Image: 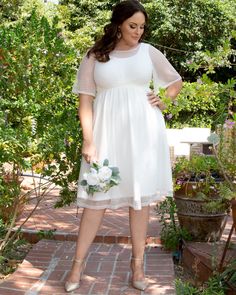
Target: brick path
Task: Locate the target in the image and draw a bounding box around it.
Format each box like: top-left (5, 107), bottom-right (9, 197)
top-left (1, 177), bottom-right (174, 294)
top-left (1, 176), bottom-right (234, 294)
top-left (0, 241), bottom-right (176, 295)
top-left (14, 183), bottom-right (161, 244)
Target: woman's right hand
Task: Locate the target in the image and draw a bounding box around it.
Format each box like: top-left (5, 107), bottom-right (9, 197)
top-left (82, 141), bottom-right (97, 164)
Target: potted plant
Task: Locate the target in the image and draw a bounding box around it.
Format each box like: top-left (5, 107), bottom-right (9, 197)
top-left (155, 197), bottom-right (192, 257)
top-left (173, 154), bottom-right (232, 241)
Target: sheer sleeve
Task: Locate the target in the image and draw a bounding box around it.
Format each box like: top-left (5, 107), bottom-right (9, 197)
top-left (72, 53), bottom-right (96, 97)
top-left (149, 45), bottom-right (182, 93)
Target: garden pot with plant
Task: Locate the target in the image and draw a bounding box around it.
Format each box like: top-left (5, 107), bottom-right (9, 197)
top-left (173, 154), bottom-right (232, 242)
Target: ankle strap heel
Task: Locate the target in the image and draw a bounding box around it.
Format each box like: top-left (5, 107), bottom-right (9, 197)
top-left (74, 258), bottom-right (85, 264)
top-left (131, 257), bottom-right (144, 261)
top-left (64, 258), bottom-right (86, 293)
top-left (130, 257), bottom-right (148, 291)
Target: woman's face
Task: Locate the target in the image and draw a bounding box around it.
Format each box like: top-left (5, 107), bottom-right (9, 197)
top-left (119, 12), bottom-right (146, 48)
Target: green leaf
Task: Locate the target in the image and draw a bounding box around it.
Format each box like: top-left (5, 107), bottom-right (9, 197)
top-left (80, 180), bottom-right (87, 186)
top-left (103, 159), bottom-right (109, 166)
top-left (111, 167), bottom-right (119, 176)
top-left (91, 162), bottom-right (100, 170)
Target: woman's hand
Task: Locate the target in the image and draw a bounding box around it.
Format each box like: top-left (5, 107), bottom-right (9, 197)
top-left (147, 91), bottom-right (166, 111)
top-left (82, 141), bottom-right (97, 164)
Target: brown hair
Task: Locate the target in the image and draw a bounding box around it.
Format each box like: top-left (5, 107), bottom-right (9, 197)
top-left (87, 0), bottom-right (148, 62)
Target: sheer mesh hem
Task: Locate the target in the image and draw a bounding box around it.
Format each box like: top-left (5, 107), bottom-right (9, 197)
top-left (161, 76), bottom-right (182, 89)
top-left (72, 90), bottom-right (95, 97)
top-left (77, 192), bottom-right (173, 210)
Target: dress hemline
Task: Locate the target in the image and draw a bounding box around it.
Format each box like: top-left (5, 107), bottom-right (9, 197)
top-left (76, 192), bottom-right (173, 211)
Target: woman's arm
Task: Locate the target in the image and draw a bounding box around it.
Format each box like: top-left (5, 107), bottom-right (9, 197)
top-left (79, 94), bottom-right (97, 163)
top-left (148, 79), bottom-right (182, 110)
top-left (166, 79), bottom-right (182, 101)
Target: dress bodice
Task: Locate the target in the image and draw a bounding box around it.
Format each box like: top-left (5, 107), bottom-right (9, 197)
top-left (72, 42), bottom-right (181, 97)
top-left (94, 44), bottom-right (152, 93)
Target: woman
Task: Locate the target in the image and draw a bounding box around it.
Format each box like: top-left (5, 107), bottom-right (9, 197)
top-left (66, 0), bottom-right (182, 292)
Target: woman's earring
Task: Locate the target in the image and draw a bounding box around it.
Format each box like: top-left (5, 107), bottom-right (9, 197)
top-left (117, 29), bottom-right (122, 39)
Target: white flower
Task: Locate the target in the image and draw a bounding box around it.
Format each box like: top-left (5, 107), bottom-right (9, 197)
top-left (80, 159), bottom-right (120, 196)
top-left (98, 166), bottom-right (112, 181)
top-left (90, 168), bottom-right (97, 174)
top-left (83, 173), bottom-right (88, 180)
top-left (87, 173), bottom-right (99, 186)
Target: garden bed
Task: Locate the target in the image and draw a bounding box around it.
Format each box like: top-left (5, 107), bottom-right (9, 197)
top-left (0, 239), bottom-right (32, 281)
top-left (182, 240), bottom-right (236, 282)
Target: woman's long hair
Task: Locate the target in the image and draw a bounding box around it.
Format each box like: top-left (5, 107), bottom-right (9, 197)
top-left (87, 0), bottom-right (148, 62)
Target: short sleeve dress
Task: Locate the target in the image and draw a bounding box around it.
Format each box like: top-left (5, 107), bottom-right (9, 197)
top-left (72, 42), bottom-right (182, 210)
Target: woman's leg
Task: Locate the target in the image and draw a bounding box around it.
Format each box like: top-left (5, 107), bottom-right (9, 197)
top-left (67, 207), bottom-right (106, 282)
top-left (129, 206), bottom-right (150, 281)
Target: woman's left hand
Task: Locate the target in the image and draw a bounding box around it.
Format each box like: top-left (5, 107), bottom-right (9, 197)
top-left (147, 91), bottom-right (166, 111)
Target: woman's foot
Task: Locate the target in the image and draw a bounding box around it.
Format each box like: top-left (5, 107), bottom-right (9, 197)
top-left (130, 257), bottom-right (148, 291)
top-left (64, 258), bottom-right (85, 292)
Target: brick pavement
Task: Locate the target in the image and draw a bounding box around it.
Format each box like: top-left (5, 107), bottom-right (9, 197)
top-left (14, 183), bottom-right (161, 244)
top-left (0, 240), bottom-right (176, 295)
top-left (6, 177), bottom-right (175, 294)
top-left (5, 176), bottom-right (234, 295)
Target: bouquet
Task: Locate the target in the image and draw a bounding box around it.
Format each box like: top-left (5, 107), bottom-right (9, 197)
top-left (80, 159), bottom-right (121, 196)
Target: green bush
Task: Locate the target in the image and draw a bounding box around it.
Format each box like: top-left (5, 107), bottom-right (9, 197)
top-left (161, 76), bottom-right (236, 128)
top-left (175, 277), bottom-right (226, 295)
top-left (145, 0), bottom-right (235, 80)
top-left (0, 9), bottom-right (81, 220)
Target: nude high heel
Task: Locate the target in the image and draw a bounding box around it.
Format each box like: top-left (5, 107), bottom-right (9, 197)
top-left (130, 257), bottom-right (148, 291)
top-left (64, 258), bottom-right (85, 293)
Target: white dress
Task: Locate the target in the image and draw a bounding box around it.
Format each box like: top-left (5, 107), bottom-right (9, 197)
top-left (72, 42), bottom-right (181, 210)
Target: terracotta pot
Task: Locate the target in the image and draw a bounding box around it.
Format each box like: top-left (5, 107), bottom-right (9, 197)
top-left (174, 195), bottom-right (227, 242)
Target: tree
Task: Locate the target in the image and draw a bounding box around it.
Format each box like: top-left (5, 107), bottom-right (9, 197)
top-left (144, 0), bottom-right (235, 81)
